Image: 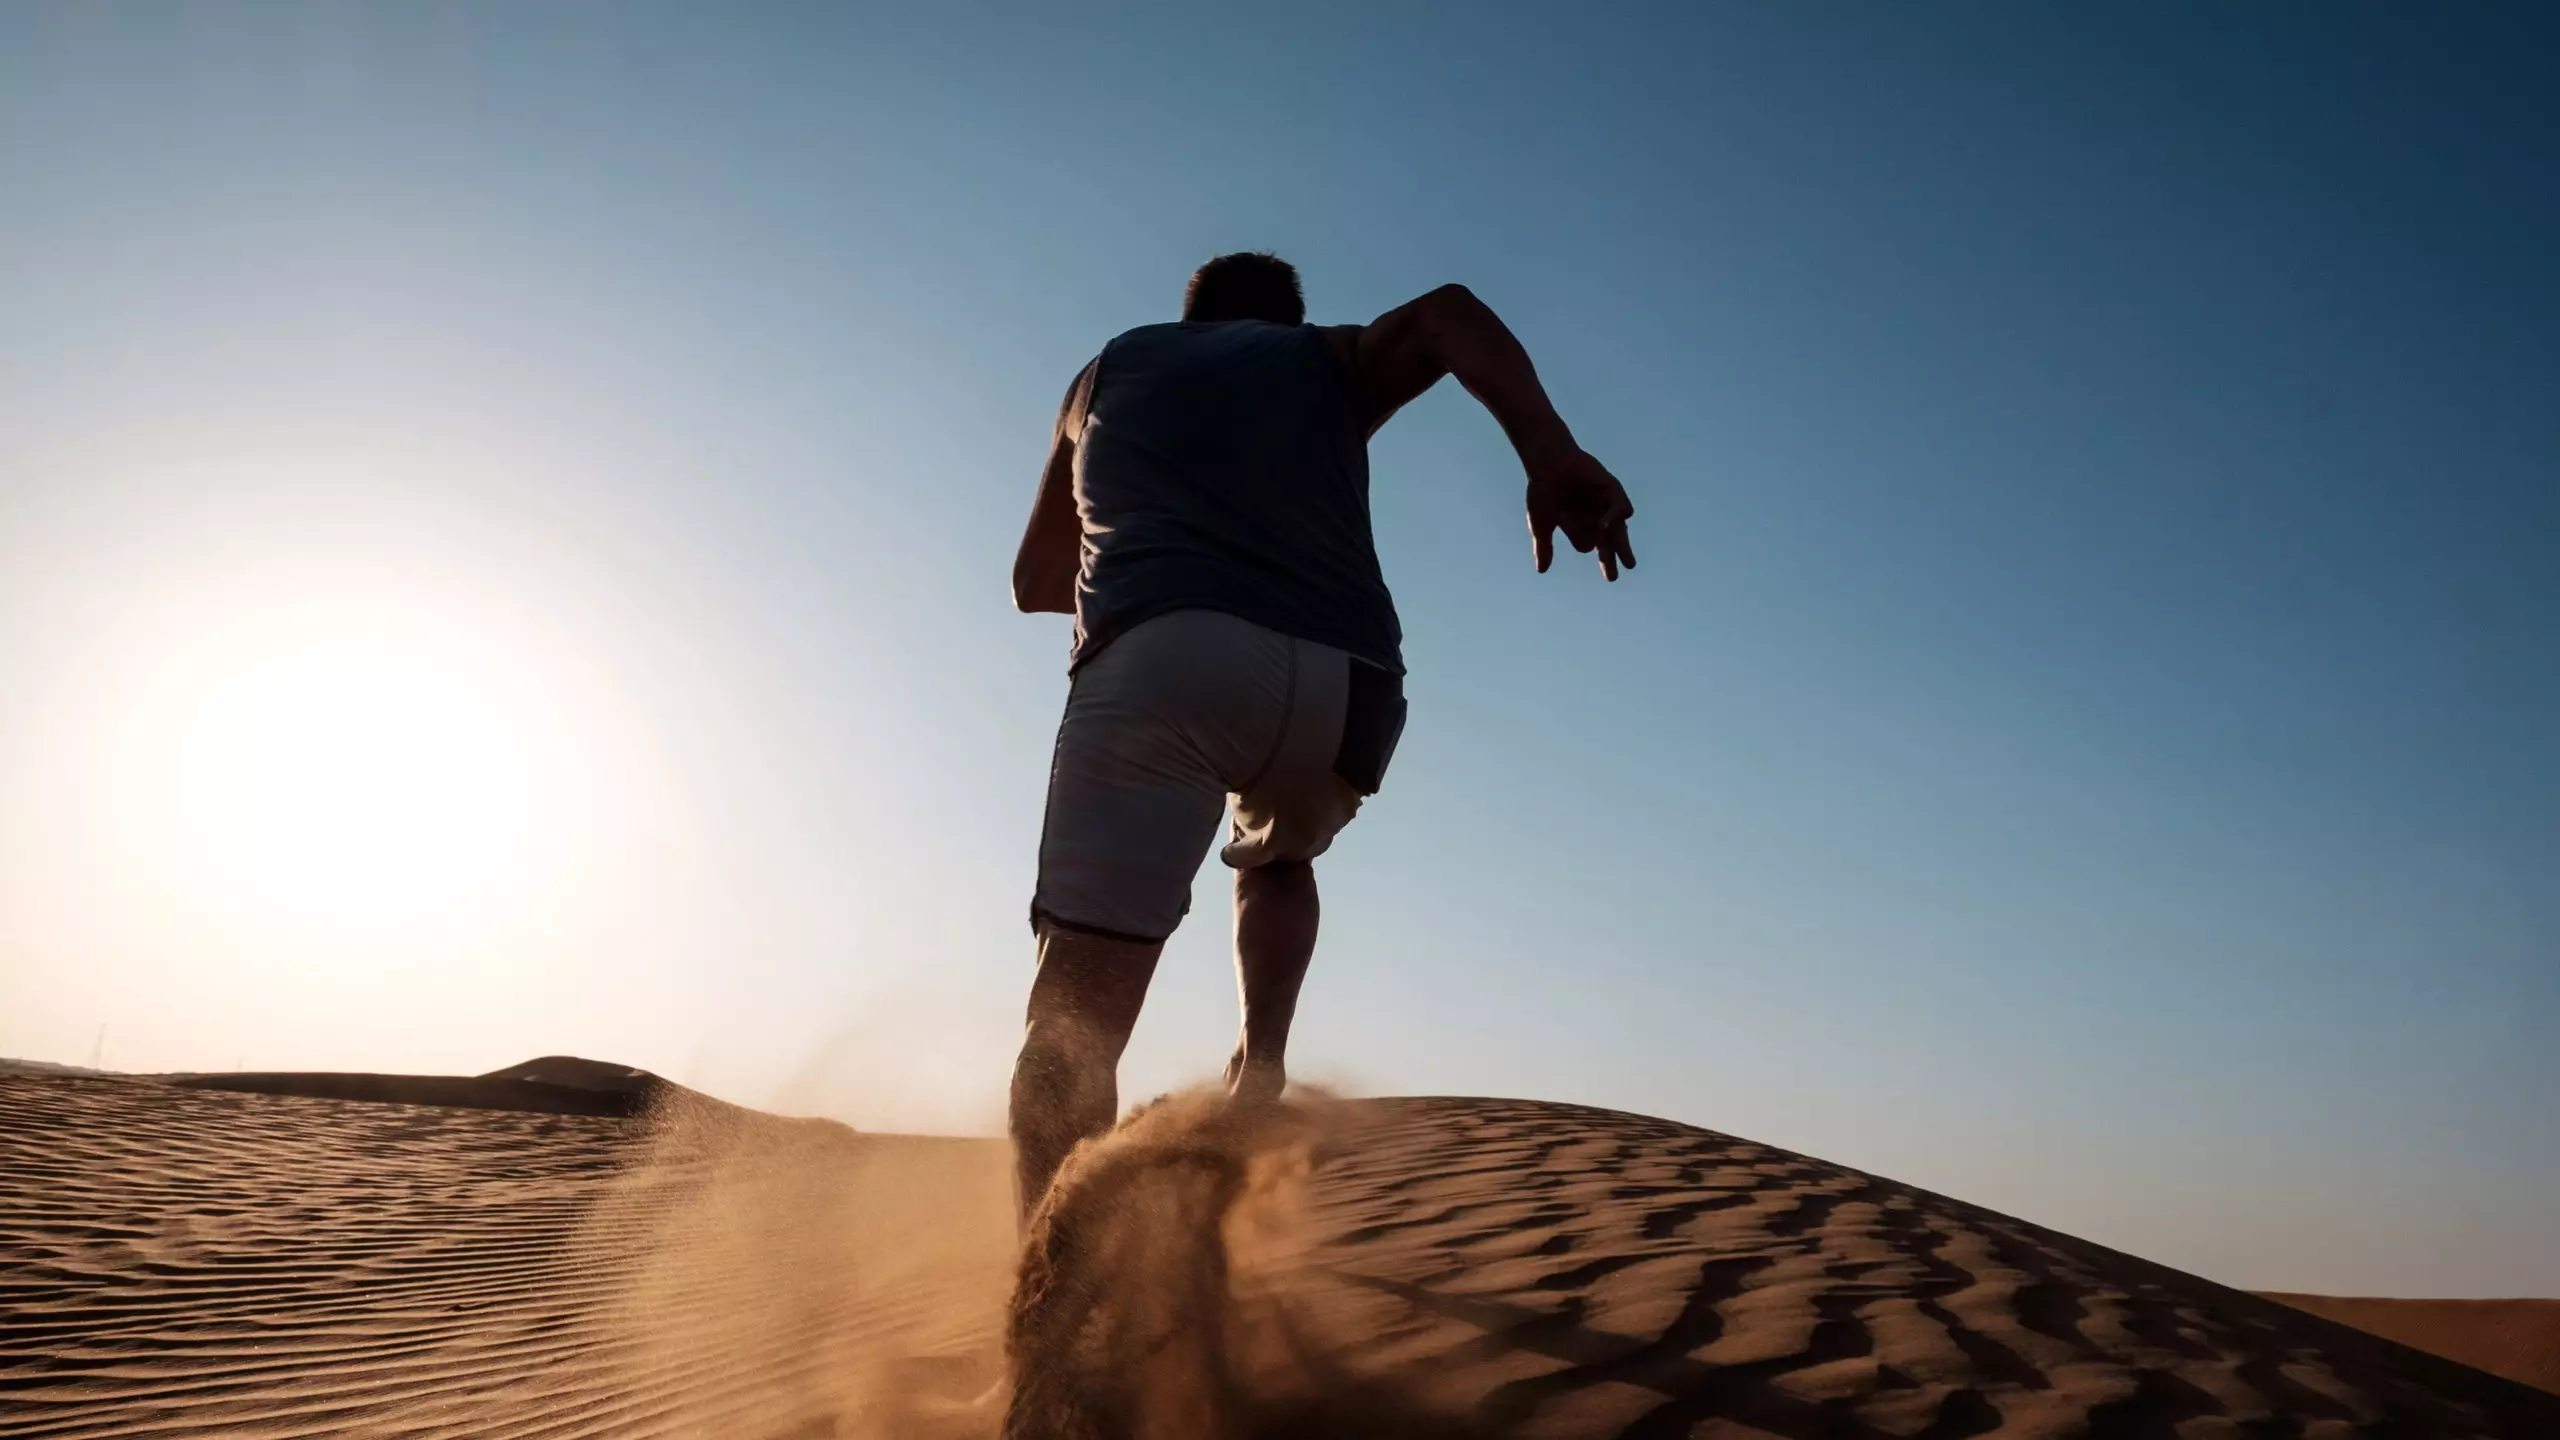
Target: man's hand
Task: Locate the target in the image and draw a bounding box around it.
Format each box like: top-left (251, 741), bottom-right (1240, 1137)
top-left (1346, 285), bottom-right (1638, 581)
top-left (1526, 445), bottom-right (1637, 580)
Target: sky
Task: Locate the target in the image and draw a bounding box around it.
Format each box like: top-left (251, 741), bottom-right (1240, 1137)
top-left (2, 3), bottom-right (2553, 1297)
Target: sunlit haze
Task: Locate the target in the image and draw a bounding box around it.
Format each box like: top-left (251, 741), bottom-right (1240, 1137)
top-left (161, 608), bottom-right (559, 928)
top-left (2, 4), bottom-right (2552, 1299)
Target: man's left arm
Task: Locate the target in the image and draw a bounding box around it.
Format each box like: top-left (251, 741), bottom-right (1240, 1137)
top-left (1012, 363), bottom-right (1094, 614)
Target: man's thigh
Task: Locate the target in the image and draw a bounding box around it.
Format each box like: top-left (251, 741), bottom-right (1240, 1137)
top-left (1223, 643), bottom-right (1404, 870)
top-left (1032, 615), bottom-right (1289, 941)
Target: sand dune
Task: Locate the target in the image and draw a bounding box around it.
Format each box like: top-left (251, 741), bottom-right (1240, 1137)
top-left (1010, 1094), bottom-right (2560, 1438)
top-left (3, 1072), bottom-right (2554, 1439)
top-left (0, 1070), bottom-right (1016, 1439)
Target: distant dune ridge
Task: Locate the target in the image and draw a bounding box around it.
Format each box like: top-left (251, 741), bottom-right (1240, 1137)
top-left (2257, 1293), bottom-right (2560, 1400)
top-left (1, 1063), bottom-right (2553, 1439)
top-left (159, 1054), bottom-right (703, 1118)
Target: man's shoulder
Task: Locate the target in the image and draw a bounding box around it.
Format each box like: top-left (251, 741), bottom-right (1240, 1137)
top-left (1100, 320), bottom-right (1358, 367)
top-left (1106, 319), bottom-right (1349, 346)
top-left (1102, 321), bottom-right (1192, 351)
top-left (1315, 324), bottom-right (1363, 376)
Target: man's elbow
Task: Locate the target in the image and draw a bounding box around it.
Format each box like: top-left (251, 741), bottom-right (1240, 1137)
top-left (1421, 282), bottom-right (1484, 324)
top-left (1407, 283), bottom-right (1490, 354)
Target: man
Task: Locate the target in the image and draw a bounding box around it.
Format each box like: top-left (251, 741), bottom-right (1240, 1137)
top-left (1008, 252), bottom-right (1635, 1214)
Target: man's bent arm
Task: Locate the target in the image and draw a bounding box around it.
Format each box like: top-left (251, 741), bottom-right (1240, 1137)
top-left (1348, 285), bottom-right (1637, 579)
top-left (1351, 285), bottom-right (1573, 459)
top-left (1012, 365), bottom-right (1093, 614)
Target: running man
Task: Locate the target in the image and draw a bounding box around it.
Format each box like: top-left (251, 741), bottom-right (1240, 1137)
top-left (1008, 253), bottom-right (1635, 1213)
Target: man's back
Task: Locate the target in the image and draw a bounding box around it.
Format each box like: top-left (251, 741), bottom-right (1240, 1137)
top-left (1071, 320), bottom-right (1402, 675)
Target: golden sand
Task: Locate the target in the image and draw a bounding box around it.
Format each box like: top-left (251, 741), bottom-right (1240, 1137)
top-left (3, 1072), bottom-right (2552, 1439)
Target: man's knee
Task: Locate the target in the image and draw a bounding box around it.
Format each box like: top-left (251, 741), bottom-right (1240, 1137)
top-left (1014, 1008), bottom-right (1110, 1077)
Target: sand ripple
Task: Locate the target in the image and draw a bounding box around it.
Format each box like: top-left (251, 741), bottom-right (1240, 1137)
top-left (5, 1078), bottom-right (2552, 1439)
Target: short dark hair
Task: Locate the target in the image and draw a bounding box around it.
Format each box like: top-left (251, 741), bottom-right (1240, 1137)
top-left (1182, 252), bottom-right (1305, 326)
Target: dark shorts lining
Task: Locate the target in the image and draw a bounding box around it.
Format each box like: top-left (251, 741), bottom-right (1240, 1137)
top-left (1028, 903), bottom-right (1171, 946)
top-left (1333, 658), bottom-right (1407, 796)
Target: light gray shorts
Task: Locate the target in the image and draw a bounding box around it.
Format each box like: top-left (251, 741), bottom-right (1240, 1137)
top-left (1032, 609), bottom-right (1405, 943)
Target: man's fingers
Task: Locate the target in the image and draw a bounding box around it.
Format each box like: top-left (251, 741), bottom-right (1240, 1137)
top-left (1532, 473), bottom-right (1639, 577)
top-left (1591, 515), bottom-right (1621, 576)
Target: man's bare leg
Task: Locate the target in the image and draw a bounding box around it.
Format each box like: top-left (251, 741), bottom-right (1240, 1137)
top-left (1225, 859), bottom-right (1317, 1104)
top-left (1010, 923), bottom-right (1162, 1218)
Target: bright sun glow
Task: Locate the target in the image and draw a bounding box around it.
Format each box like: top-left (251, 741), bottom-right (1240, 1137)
top-left (18, 456), bottom-right (680, 1074)
top-left (174, 643), bottom-right (561, 932)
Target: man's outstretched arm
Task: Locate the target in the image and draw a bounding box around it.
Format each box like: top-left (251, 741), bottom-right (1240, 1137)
top-left (1012, 363), bottom-right (1094, 614)
top-left (1338, 285), bottom-right (1637, 579)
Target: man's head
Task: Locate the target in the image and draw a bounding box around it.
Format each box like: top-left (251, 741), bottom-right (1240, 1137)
top-left (1181, 252), bottom-right (1305, 326)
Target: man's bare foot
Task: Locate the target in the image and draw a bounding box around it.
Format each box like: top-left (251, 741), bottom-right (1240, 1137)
top-left (1223, 1046), bottom-right (1286, 1105)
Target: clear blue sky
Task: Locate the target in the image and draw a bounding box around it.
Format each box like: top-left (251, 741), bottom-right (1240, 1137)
top-left (2, 4), bottom-right (2552, 1297)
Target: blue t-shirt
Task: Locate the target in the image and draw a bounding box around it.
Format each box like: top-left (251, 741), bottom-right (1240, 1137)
top-left (1068, 320), bottom-right (1404, 674)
